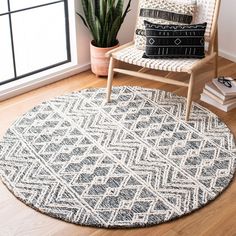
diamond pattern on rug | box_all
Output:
[0,86,235,228]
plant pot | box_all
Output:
[90,41,119,77]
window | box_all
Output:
[0,0,71,85]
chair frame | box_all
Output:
[106,0,221,121]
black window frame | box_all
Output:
[0,0,71,86]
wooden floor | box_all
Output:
[0,57,236,236]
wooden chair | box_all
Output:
[106,0,221,121]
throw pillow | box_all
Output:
[143,21,207,59]
[135,0,196,50]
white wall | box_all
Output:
[117,0,138,44]
[75,0,91,66]
[218,0,236,62]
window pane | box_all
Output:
[11,2,68,76]
[9,0,58,11]
[0,16,14,83]
[0,0,9,14]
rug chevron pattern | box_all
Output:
[0,86,235,228]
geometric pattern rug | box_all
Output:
[0,86,235,228]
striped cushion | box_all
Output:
[143,21,207,59]
[135,0,196,50]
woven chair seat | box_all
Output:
[113,45,201,73]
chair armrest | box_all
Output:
[190,52,216,73]
[105,41,134,58]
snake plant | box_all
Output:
[77,0,132,48]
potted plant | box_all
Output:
[77,0,132,77]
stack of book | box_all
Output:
[201,78,236,112]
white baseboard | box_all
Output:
[0,63,91,101]
[219,49,236,63]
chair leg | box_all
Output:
[214,55,218,78]
[106,57,115,103]
[214,29,219,78]
[185,73,195,121]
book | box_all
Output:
[212,78,236,96]
[205,82,235,101]
[203,88,236,105]
[200,93,236,112]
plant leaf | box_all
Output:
[94,0,100,17]
[107,16,121,46]
[94,16,102,45]
[115,0,124,18]
[76,12,88,28]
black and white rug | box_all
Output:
[0,86,236,228]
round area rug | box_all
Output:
[0,86,236,228]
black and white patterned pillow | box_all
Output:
[143,21,207,59]
[135,0,196,50]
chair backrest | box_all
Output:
[135,0,221,52]
[174,0,220,41]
